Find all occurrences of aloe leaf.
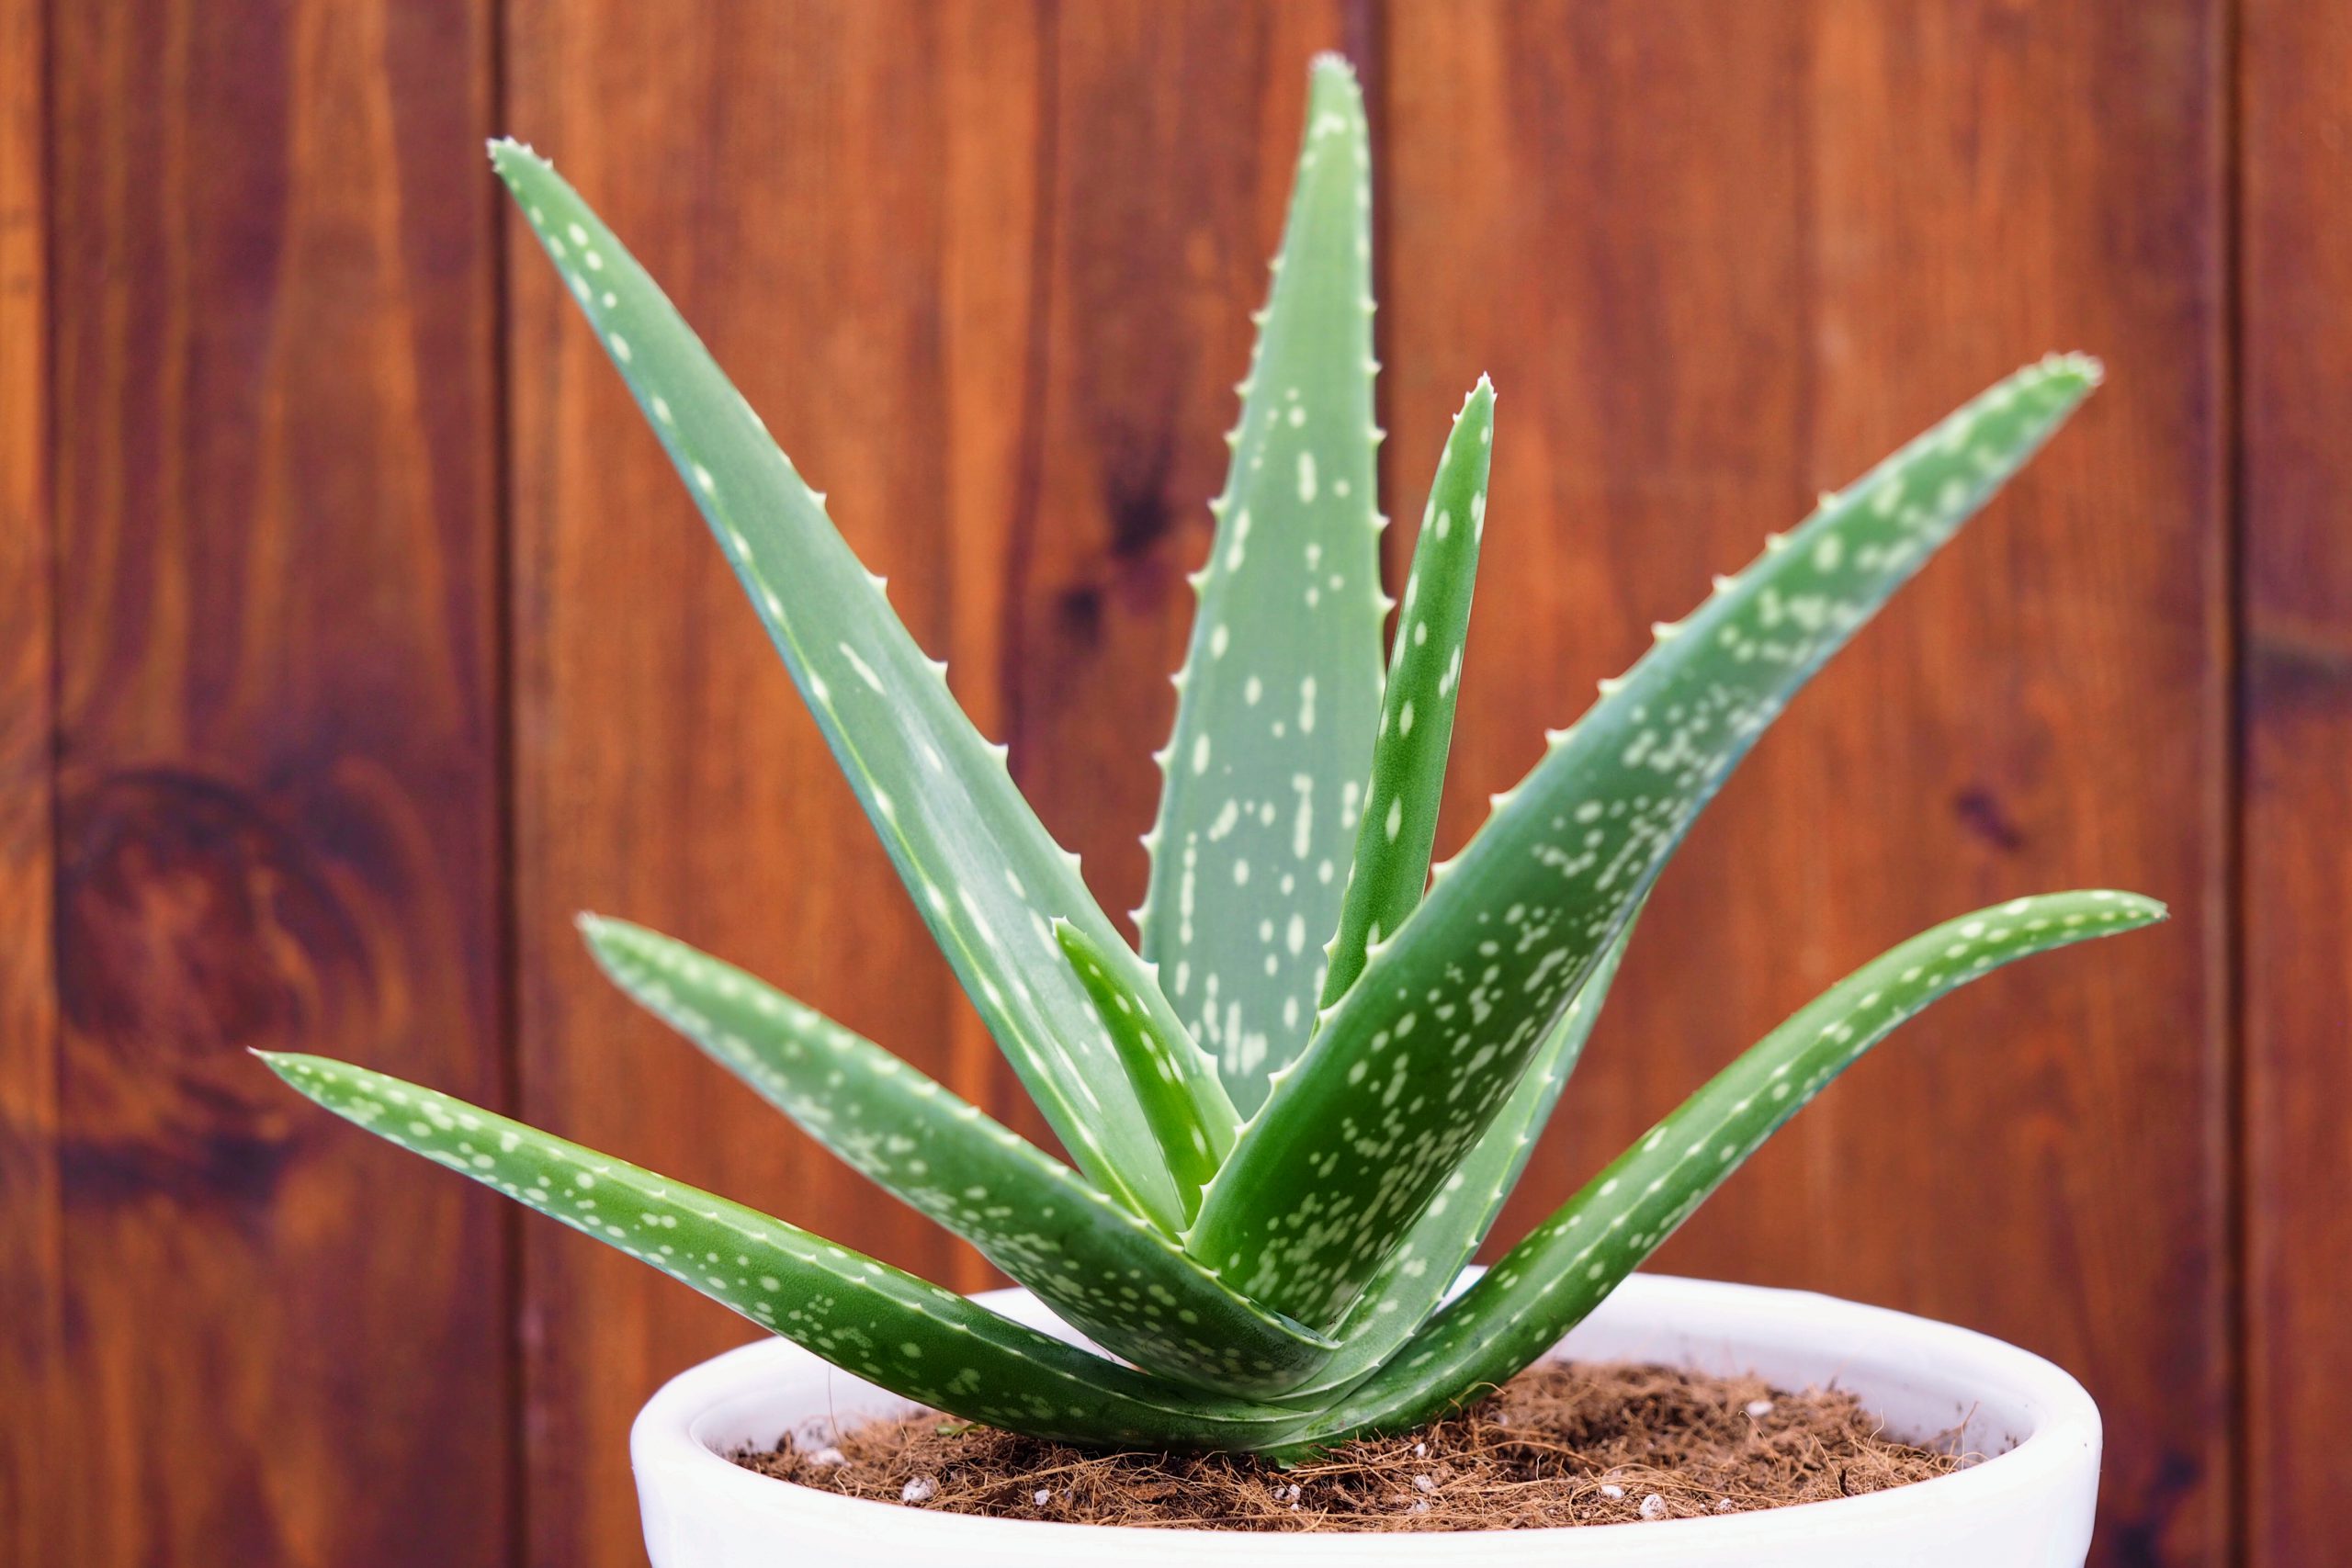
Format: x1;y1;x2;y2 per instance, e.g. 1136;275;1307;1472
1138;57;1386;1112
1187;357;2102;1327
260;1052;1315;1449
1319;378;1494;1010
582;917;1330;1395
1055;921;1230;1205
1278;915;1634;1404
1288;889;2165;1446
492;142;1233;1233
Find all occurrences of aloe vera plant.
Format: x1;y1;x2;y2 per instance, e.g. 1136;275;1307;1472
267;57;2161;1457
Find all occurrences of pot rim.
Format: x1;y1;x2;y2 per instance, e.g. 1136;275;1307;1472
631;1271;2099;1553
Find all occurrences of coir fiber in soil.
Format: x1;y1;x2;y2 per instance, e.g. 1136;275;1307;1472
733;1359;1970;1531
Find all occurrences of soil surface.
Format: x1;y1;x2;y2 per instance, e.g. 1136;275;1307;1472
732;1359;1969;1531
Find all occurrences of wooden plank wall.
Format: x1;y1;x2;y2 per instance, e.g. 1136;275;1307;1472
5;3;2341;1565
0;0;60;1557
1386;11;2229;1566
2241;5;2352;1562
17;2;514;1563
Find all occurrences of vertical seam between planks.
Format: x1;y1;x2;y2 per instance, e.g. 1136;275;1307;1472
2218;0;2251;1562
995;0;1059;825
36;3;64;1520
37;0;63;1384
985;0;1060;1265
485;0;527;1561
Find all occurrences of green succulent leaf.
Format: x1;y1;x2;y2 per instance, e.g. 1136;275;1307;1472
492;141;1233;1234
1319;378;1495;1010
582;918;1332;1394
1139;56;1386;1113
1055;920;1231;1209
1278;914;1634;1404
1187;357;2102;1329
261;1052;1313;1450
1292;889;2165;1445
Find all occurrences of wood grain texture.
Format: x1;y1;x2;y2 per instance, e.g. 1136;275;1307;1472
505;6;1046;1561
1379;5;2227;1563
42;3;512;1564
18;4;2346;1565
2241;5;2352;1564
0;0;62;1558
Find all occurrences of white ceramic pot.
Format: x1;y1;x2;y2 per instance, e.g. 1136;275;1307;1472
632;1272;2100;1566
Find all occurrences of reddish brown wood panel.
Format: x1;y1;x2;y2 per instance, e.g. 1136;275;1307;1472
0;0;62;1557
1380;4;2228;1563
2242;6;2352;1565
505;5;1035;1561
40;4;513;1565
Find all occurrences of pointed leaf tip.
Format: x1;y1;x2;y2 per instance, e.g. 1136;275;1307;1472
268;1052;1313;1449
1139;55;1384;1114
1301;888;2161;1441
488;137;545;176
498;147;1231;1234
1307;53;1363;97
1317;380;1494;1011
1191;358;2100;1328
